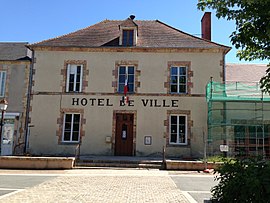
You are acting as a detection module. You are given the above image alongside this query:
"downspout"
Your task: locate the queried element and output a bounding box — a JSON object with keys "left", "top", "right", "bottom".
{"left": 222, "top": 51, "right": 228, "bottom": 157}
{"left": 222, "top": 51, "right": 226, "bottom": 83}
{"left": 24, "top": 48, "right": 35, "bottom": 154}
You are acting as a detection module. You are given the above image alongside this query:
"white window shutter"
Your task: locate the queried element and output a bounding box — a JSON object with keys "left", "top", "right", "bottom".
{"left": 66, "top": 65, "right": 71, "bottom": 92}
{"left": 0, "top": 72, "right": 6, "bottom": 97}
{"left": 79, "top": 65, "right": 83, "bottom": 92}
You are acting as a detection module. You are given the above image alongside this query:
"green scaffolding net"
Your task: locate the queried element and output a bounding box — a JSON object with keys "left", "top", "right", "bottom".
{"left": 206, "top": 81, "right": 270, "bottom": 158}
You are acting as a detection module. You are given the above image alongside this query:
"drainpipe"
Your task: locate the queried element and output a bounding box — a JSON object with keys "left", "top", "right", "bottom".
{"left": 24, "top": 48, "right": 35, "bottom": 154}
{"left": 222, "top": 51, "right": 228, "bottom": 157}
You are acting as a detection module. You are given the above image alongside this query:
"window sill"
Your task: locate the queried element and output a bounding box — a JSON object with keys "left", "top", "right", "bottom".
{"left": 65, "top": 91, "right": 83, "bottom": 93}
{"left": 170, "top": 92, "right": 188, "bottom": 95}
{"left": 59, "top": 142, "right": 80, "bottom": 145}
{"left": 167, "top": 143, "right": 189, "bottom": 147}
{"left": 118, "top": 92, "right": 135, "bottom": 94}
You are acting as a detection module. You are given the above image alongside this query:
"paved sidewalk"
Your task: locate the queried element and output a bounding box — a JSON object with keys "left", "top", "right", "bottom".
{"left": 0, "top": 169, "right": 188, "bottom": 203}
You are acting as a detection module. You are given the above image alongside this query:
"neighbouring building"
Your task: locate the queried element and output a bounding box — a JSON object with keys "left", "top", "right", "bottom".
{"left": 27, "top": 13, "right": 231, "bottom": 158}
{"left": 207, "top": 63, "right": 270, "bottom": 158}
{"left": 0, "top": 42, "right": 31, "bottom": 155}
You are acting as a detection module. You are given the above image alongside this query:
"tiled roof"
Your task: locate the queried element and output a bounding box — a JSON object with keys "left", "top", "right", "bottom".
{"left": 226, "top": 63, "right": 268, "bottom": 83}
{"left": 0, "top": 42, "right": 31, "bottom": 61}
{"left": 31, "top": 20, "right": 230, "bottom": 51}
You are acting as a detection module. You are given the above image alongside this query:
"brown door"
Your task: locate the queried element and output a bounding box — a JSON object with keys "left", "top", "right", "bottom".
{"left": 115, "top": 113, "right": 134, "bottom": 156}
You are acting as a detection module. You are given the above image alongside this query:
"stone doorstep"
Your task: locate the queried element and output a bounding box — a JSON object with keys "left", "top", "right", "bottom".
{"left": 78, "top": 159, "right": 163, "bottom": 164}
{"left": 75, "top": 157, "right": 222, "bottom": 171}
{"left": 76, "top": 156, "right": 164, "bottom": 169}
{"left": 75, "top": 162, "right": 163, "bottom": 169}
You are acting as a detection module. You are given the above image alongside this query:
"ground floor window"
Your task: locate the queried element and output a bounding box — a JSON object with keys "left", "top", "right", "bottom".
{"left": 234, "top": 124, "right": 270, "bottom": 157}
{"left": 169, "top": 115, "right": 187, "bottom": 145}
{"left": 62, "top": 113, "right": 81, "bottom": 142}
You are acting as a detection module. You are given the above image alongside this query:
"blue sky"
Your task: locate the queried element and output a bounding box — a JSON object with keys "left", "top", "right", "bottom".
{"left": 0, "top": 0, "right": 266, "bottom": 64}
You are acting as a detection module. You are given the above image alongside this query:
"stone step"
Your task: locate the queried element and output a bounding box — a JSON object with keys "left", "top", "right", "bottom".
{"left": 78, "top": 159, "right": 162, "bottom": 164}
{"left": 75, "top": 161, "right": 163, "bottom": 169}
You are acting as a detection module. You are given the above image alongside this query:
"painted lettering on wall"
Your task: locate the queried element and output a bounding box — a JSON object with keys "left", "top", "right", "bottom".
{"left": 141, "top": 99, "right": 178, "bottom": 107}
{"left": 72, "top": 98, "right": 179, "bottom": 108}
{"left": 72, "top": 98, "right": 113, "bottom": 107}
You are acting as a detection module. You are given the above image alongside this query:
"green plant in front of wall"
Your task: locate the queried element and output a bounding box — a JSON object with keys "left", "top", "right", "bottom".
{"left": 211, "top": 158, "right": 270, "bottom": 203}
{"left": 201, "top": 155, "right": 235, "bottom": 163}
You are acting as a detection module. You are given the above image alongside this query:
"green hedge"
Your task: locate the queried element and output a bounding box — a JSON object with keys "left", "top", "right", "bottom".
{"left": 211, "top": 158, "right": 270, "bottom": 203}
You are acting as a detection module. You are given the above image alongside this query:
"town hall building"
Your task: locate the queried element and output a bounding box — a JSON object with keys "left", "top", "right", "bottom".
{"left": 27, "top": 13, "right": 231, "bottom": 158}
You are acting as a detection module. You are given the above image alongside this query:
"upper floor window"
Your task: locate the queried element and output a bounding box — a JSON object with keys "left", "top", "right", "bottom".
{"left": 0, "top": 71, "right": 6, "bottom": 97}
{"left": 62, "top": 113, "right": 80, "bottom": 143}
{"left": 170, "top": 115, "right": 187, "bottom": 145}
{"left": 122, "top": 30, "right": 134, "bottom": 46}
{"left": 118, "top": 66, "right": 134, "bottom": 93}
{"left": 66, "top": 64, "right": 83, "bottom": 92}
{"left": 170, "top": 66, "right": 187, "bottom": 94}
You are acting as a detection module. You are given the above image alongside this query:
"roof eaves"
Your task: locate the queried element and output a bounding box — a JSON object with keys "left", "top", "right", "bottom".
{"left": 27, "top": 44, "right": 229, "bottom": 53}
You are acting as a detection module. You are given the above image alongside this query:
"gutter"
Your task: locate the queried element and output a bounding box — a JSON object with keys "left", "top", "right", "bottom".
{"left": 24, "top": 46, "right": 34, "bottom": 154}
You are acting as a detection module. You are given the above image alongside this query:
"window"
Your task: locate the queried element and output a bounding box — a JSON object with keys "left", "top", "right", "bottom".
{"left": 62, "top": 113, "right": 80, "bottom": 142}
{"left": 122, "top": 30, "right": 134, "bottom": 46}
{"left": 170, "top": 115, "right": 187, "bottom": 145}
{"left": 234, "top": 125, "right": 267, "bottom": 157}
{"left": 66, "top": 64, "right": 83, "bottom": 92}
{"left": 170, "top": 66, "right": 187, "bottom": 94}
{"left": 118, "top": 66, "right": 135, "bottom": 93}
{"left": 0, "top": 71, "right": 6, "bottom": 97}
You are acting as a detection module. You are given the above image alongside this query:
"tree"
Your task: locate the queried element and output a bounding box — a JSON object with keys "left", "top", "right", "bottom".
{"left": 197, "top": 0, "right": 270, "bottom": 93}
{"left": 211, "top": 159, "right": 270, "bottom": 203}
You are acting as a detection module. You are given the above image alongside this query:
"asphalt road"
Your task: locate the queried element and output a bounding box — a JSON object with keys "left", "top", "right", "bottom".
{"left": 0, "top": 173, "right": 58, "bottom": 200}
{"left": 171, "top": 174, "right": 217, "bottom": 203}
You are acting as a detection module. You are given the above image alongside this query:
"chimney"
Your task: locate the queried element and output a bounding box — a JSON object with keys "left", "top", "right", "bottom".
{"left": 201, "top": 12, "right": 211, "bottom": 41}
{"left": 130, "top": 15, "right": 135, "bottom": 20}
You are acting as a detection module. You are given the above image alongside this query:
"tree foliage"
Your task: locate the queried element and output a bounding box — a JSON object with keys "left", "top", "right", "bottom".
{"left": 197, "top": 0, "right": 270, "bottom": 93}
{"left": 211, "top": 159, "right": 270, "bottom": 203}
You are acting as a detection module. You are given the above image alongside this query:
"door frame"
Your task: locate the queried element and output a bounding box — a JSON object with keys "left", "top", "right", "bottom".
{"left": 112, "top": 110, "right": 137, "bottom": 156}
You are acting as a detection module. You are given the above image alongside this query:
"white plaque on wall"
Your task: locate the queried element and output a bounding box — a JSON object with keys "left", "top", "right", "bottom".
{"left": 144, "top": 136, "right": 152, "bottom": 145}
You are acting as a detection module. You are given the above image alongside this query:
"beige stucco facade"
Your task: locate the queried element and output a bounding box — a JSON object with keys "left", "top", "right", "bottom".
{"left": 29, "top": 48, "right": 225, "bottom": 158}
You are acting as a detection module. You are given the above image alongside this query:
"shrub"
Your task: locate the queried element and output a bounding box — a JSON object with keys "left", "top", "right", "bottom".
{"left": 201, "top": 155, "right": 235, "bottom": 163}
{"left": 211, "top": 158, "right": 270, "bottom": 203}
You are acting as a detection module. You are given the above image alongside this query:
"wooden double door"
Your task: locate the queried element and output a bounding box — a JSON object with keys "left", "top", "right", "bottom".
{"left": 115, "top": 113, "right": 134, "bottom": 156}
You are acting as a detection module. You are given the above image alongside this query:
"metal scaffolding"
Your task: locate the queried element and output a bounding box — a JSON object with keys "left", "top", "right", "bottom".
{"left": 206, "top": 79, "right": 270, "bottom": 158}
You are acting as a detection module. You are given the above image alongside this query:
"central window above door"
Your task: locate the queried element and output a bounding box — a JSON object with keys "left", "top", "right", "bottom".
{"left": 118, "top": 66, "right": 135, "bottom": 93}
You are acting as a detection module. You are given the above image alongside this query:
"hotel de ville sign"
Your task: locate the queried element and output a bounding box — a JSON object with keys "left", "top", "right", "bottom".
{"left": 71, "top": 97, "right": 179, "bottom": 108}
